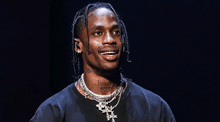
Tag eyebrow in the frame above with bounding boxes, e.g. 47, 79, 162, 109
111, 24, 119, 30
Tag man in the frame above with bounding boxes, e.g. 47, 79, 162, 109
30, 2, 176, 122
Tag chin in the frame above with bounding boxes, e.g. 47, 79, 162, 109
102, 62, 120, 70
98, 63, 120, 75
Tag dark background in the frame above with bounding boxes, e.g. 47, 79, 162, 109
0, 0, 219, 121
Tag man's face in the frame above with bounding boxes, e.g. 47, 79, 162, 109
76, 7, 122, 72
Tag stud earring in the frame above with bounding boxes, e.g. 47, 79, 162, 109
77, 50, 80, 53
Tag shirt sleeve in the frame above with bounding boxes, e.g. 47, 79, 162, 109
30, 101, 63, 122
160, 100, 176, 122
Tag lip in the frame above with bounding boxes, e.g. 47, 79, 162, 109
98, 47, 120, 61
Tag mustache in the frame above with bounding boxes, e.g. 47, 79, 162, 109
97, 46, 120, 53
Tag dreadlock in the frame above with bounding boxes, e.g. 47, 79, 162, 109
71, 2, 131, 79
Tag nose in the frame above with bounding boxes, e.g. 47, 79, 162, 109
102, 31, 116, 45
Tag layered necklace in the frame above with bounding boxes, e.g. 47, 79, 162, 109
78, 73, 125, 122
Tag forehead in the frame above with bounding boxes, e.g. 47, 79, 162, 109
88, 7, 115, 17
87, 8, 117, 25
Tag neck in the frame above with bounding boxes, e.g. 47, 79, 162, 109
82, 67, 121, 95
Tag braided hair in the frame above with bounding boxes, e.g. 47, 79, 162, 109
72, 2, 131, 79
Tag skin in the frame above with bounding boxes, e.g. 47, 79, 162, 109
74, 8, 123, 96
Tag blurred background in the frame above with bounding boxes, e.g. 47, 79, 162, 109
0, 0, 219, 121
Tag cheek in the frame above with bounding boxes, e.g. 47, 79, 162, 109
89, 40, 101, 51
93, 40, 100, 46
82, 40, 99, 50
118, 40, 123, 49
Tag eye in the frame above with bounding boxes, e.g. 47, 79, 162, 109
93, 31, 103, 36
113, 30, 120, 35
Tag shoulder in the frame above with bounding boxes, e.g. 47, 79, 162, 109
124, 80, 176, 121
127, 80, 164, 103
30, 83, 76, 122
42, 83, 76, 106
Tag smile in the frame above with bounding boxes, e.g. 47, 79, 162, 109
101, 51, 117, 55
98, 46, 120, 61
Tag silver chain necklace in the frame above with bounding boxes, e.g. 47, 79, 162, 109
78, 73, 124, 122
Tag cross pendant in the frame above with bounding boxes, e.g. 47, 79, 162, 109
96, 102, 106, 112
106, 111, 117, 122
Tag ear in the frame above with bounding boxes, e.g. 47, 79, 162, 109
74, 38, 83, 53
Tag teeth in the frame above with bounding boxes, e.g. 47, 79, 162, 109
101, 52, 116, 55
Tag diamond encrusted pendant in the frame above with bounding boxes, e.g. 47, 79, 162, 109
107, 110, 117, 122
96, 103, 117, 122
96, 102, 106, 113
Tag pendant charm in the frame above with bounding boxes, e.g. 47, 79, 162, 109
96, 102, 106, 113
96, 103, 117, 122
106, 110, 117, 122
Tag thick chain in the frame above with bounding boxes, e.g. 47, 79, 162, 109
79, 73, 123, 101
78, 73, 125, 122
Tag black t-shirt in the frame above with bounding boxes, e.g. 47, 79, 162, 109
30, 79, 176, 122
